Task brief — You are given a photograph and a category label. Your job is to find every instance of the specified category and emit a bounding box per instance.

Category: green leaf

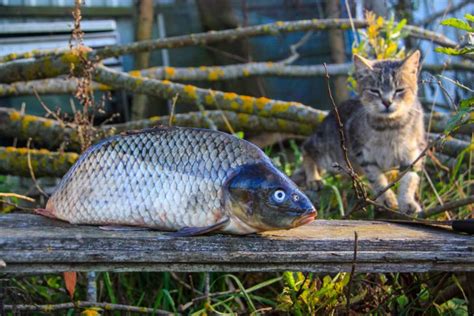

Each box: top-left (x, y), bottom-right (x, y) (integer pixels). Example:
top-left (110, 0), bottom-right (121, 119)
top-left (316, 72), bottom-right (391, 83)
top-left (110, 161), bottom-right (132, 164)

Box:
top-left (460, 97), bottom-right (474, 109)
top-left (464, 14), bottom-right (474, 23)
top-left (440, 18), bottom-right (474, 32)
top-left (435, 46), bottom-right (474, 56)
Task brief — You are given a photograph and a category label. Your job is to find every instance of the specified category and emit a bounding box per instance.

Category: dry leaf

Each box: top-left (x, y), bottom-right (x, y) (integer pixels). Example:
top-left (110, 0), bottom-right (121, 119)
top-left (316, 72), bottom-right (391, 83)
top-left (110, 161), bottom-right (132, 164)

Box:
top-left (63, 271), bottom-right (77, 299)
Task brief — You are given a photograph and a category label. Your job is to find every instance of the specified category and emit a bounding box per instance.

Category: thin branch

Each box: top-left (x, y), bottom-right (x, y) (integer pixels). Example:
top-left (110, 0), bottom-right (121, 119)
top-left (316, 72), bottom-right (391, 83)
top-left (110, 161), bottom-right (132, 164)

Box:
top-left (419, 196), bottom-right (474, 218)
top-left (4, 301), bottom-right (171, 315)
top-left (0, 193), bottom-right (34, 203)
top-left (26, 139), bottom-right (49, 198)
top-left (419, 0), bottom-right (471, 26)
top-left (323, 63), bottom-right (368, 207)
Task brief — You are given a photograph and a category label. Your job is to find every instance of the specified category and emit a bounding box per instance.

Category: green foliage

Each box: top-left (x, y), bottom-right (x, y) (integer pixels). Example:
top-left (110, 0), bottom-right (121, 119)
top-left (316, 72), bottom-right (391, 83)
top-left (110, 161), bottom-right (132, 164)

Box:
top-left (349, 12), bottom-right (407, 90)
top-left (435, 14), bottom-right (474, 56)
top-left (277, 272), bottom-right (351, 314)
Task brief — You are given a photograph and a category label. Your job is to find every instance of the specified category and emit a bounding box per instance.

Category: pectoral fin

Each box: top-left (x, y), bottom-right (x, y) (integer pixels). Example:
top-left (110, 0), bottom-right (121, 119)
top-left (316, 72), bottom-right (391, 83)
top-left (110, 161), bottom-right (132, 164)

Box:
top-left (168, 218), bottom-right (230, 237)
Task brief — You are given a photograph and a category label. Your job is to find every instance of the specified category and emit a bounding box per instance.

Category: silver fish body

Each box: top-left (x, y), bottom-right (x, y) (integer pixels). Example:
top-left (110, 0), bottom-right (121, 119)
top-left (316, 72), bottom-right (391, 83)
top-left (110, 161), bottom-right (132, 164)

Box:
top-left (45, 127), bottom-right (316, 235)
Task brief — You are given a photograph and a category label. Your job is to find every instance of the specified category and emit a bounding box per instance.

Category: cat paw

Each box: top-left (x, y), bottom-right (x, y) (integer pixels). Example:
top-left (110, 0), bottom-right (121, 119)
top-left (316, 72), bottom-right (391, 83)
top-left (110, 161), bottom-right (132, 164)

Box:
top-left (377, 191), bottom-right (398, 209)
top-left (399, 199), bottom-right (422, 215)
top-left (306, 179), bottom-right (324, 192)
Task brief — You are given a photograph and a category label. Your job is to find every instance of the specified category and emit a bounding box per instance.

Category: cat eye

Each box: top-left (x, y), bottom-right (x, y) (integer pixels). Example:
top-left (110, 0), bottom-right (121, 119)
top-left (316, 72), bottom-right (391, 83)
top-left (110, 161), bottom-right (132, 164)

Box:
top-left (395, 88), bottom-right (405, 94)
top-left (368, 89), bottom-right (380, 95)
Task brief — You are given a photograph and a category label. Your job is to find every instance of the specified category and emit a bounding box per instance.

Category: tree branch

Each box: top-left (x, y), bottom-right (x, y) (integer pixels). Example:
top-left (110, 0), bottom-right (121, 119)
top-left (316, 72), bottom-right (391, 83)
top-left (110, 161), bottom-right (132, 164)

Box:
top-left (0, 18), bottom-right (469, 83)
top-left (93, 66), bottom-right (326, 125)
top-left (0, 146), bottom-right (78, 177)
top-left (419, 195), bottom-right (474, 218)
top-left (4, 301), bottom-right (171, 314)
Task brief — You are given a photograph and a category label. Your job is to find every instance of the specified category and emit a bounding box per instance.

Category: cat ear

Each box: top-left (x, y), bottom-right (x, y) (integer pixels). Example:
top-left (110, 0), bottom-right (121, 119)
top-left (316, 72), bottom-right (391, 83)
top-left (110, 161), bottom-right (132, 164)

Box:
top-left (353, 54), bottom-right (374, 72)
top-left (401, 50), bottom-right (421, 75)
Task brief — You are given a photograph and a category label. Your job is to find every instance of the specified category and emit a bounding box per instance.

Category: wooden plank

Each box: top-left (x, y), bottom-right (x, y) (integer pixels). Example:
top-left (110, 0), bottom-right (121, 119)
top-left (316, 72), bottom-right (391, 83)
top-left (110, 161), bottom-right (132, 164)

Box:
top-left (0, 214), bottom-right (473, 274)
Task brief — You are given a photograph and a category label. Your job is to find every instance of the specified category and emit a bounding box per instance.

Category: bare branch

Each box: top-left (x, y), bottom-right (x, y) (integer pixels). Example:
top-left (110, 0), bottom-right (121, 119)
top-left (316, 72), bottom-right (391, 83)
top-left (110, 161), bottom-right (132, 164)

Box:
top-left (93, 66), bottom-right (325, 125)
top-left (4, 301), bottom-right (171, 314)
top-left (419, 196), bottom-right (474, 218)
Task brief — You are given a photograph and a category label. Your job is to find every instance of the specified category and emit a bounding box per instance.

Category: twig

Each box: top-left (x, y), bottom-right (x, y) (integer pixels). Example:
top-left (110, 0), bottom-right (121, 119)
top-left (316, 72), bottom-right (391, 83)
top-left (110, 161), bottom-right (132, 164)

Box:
top-left (168, 94), bottom-right (178, 127)
top-left (420, 0), bottom-right (471, 26)
top-left (0, 193), bottom-right (34, 203)
top-left (346, 231), bottom-right (359, 313)
top-left (4, 301), bottom-right (172, 314)
top-left (323, 63), bottom-right (368, 209)
top-left (279, 31), bottom-right (313, 64)
top-left (26, 139), bottom-right (48, 198)
top-left (419, 195), bottom-right (474, 218)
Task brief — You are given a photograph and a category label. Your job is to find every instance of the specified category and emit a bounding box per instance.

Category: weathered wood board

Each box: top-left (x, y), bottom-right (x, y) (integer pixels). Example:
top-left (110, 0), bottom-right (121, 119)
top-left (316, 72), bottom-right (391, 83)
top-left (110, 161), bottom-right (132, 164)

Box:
top-left (0, 214), bottom-right (473, 274)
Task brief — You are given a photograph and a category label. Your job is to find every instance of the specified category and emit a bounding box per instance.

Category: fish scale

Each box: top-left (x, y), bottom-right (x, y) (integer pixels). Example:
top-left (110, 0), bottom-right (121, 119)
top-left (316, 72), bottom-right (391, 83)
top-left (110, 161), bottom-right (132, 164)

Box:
top-left (44, 126), bottom-right (317, 235)
top-left (46, 127), bottom-right (263, 231)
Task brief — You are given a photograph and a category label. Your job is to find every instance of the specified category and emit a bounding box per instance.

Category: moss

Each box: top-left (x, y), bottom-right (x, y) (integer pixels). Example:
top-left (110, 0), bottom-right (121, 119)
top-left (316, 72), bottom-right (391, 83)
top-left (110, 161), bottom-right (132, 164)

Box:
top-left (204, 93), bottom-right (215, 104)
top-left (230, 101), bottom-right (240, 111)
top-left (270, 102), bottom-right (290, 114)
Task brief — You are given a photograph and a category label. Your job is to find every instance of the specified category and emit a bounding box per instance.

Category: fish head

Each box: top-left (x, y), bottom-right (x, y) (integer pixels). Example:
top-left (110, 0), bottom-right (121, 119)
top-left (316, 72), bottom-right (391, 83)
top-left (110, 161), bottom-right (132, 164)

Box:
top-left (226, 162), bottom-right (317, 231)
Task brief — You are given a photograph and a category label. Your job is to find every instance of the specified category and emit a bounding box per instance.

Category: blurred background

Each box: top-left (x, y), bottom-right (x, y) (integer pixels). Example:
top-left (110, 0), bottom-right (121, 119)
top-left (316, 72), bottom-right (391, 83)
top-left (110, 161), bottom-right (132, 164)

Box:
top-left (0, 0), bottom-right (471, 120)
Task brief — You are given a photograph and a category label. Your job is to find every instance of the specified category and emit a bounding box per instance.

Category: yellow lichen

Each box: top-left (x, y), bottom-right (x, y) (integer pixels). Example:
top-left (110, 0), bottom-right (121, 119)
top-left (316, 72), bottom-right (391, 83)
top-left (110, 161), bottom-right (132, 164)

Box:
top-left (149, 116), bottom-right (161, 122)
top-left (223, 92), bottom-right (238, 101)
top-left (240, 96), bottom-right (254, 112)
top-left (129, 70), bottom-right (142, 78)
top-left (42, 119), bottom-right (54, 128)
top-left (164, 67), bottom-right (176, 79)
top-left (208, 69), bottom-right (224, 81)
top-left (230, 101), bottom-right (240, 111)
top-left (5, 147), bottom-right (16, 152)
top-left (242, 68), bottom-right (250, 77)
top-left (161, 80), bottom-right (171, 85)
top-left (270, 102), bottom-right (290, 113)
top-left (256, 97), bottom-right (271, 110)
top-left (9, 111), bottom-right (21, 121)
top-left (205, 93), bottom-right (215, 104)
top-left (237, 113), bottom-right (250, 124)
top-left (16, 148), bottom-right (28, 154)
top-left (276, 21), bottom-right (285, 27)
top-left (21, 114), bottom-right (38, 131)
top-left (183, 85), bottom-right (198, 99)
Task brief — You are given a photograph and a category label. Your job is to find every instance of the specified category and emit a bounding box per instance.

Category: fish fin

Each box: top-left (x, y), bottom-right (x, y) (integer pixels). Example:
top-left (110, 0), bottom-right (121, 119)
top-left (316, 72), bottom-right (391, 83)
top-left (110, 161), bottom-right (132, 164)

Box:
top-left (34, 208), bottom-right (57, 219)
top-left (168, 218), bottom-right (230, 237)
top-left (99, 225), bottom-right (152, 231)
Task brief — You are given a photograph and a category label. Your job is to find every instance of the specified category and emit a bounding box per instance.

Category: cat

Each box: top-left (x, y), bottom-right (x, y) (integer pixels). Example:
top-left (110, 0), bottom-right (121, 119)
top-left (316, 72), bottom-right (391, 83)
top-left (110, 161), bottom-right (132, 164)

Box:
top-left (301, 50), bottom-right (426, 214)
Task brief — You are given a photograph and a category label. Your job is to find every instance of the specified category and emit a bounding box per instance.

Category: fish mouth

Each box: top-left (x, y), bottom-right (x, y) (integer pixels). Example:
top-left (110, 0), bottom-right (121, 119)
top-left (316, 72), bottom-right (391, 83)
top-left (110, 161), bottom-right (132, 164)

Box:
top-left (293, 209), bottom-right (317, 227)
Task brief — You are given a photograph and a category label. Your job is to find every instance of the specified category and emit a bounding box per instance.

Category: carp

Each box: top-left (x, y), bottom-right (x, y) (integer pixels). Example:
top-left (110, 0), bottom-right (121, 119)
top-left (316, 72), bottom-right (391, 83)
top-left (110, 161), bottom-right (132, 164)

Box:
top-left (41, 127), bottom-right (316, 236)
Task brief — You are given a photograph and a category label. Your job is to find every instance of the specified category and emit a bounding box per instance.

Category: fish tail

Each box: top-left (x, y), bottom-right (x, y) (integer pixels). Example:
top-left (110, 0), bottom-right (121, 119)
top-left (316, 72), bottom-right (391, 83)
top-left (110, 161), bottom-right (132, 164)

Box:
top-left (35, 199), bottom-right (57, 219)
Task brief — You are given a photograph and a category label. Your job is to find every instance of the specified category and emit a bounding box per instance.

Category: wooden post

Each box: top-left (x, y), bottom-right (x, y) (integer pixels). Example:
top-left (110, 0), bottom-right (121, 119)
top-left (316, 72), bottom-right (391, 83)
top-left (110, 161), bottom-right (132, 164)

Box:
top-left (131, 0), bottom-right (155, 120)
top-left (325, 0), bottom-right (348, 104)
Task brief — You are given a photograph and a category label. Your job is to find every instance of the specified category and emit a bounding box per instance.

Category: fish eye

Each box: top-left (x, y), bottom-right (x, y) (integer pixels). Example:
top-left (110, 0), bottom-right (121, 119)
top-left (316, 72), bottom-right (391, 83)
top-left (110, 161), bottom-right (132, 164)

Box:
top-left (272, 189), bottom-right (286, 203)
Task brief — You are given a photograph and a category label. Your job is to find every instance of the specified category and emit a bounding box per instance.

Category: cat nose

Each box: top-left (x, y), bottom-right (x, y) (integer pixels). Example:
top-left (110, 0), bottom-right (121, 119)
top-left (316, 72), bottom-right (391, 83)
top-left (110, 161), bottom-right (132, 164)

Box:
top-left (382, 99), bottom-right (392, 108)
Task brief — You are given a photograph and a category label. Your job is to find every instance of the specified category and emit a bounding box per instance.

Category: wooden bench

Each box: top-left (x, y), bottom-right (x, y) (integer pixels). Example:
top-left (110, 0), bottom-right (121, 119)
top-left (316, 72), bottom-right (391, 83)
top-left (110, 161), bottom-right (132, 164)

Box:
top-left (1, 214), bottom-right (473, 274)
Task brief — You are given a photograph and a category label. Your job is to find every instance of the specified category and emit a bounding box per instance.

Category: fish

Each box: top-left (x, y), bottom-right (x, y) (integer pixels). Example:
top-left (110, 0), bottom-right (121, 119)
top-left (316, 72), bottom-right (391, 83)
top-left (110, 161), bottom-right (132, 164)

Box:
top-left (40, 126), bottom-right (317, 236)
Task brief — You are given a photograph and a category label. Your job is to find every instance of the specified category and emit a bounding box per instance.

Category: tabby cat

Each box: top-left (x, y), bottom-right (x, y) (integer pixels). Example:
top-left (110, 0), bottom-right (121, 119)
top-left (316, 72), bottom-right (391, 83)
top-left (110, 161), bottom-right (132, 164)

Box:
top-left (301, 51), bottom-right (425, 214)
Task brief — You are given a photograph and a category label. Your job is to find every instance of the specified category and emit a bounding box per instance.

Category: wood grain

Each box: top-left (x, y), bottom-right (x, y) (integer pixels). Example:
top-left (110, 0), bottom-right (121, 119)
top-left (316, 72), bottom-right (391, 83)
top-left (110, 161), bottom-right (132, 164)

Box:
top-left (0, 214), bottom-right (472, 274)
